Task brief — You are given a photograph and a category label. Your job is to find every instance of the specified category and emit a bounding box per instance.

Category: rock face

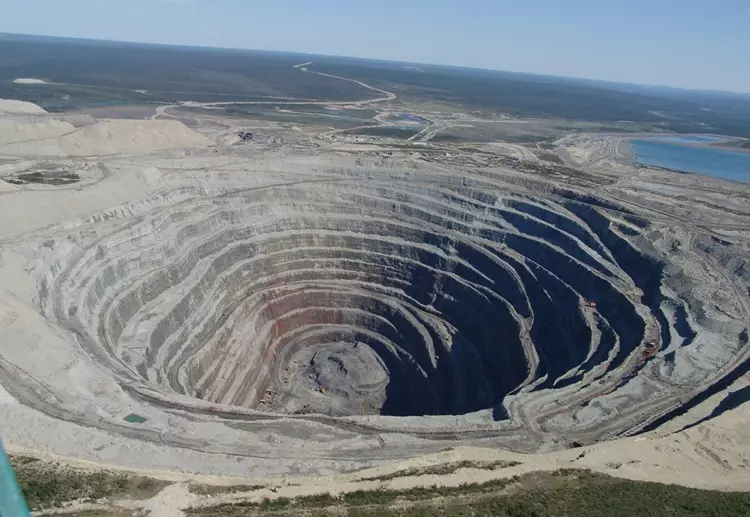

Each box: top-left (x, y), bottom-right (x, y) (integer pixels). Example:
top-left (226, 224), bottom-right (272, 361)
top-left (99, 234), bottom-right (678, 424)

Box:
top-left (41, 170), bottom-right (741, 430)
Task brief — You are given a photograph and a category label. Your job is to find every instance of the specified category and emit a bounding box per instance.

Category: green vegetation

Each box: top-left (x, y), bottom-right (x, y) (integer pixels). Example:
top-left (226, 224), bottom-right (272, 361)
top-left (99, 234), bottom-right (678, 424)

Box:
top-left (499, 135), bottom-right (552, 144)
top-left (188, 483), bottom-right (265, 496)
top-left (273, 105), bottom-right (380, 120)
top-left (10, 455), bottom-right (168, 510)
top-left (708, 139), bottom-right (750, 151)
top-left (316, 62), bottom-right (750, 140)
top-left (342, 126), bottom-right (421, 139)
top-left (209, 107), bottom-right (372, 129)
top-left (0, 35), bottom-right (378, 110)
top-left (8, 456), bottom-right (750, 517)
top-left (188, 475), bottom-right (518, 515)
top-left (360, 460), bottom-right (521, 482)
top-left (3, 35), bottom-right (750, 139)
top-left (429, 133), bottom-right (465, 143)
top-left (187, 470), bottom-right (750, 517)
top-left (45, 511), bottom-right (139, 517)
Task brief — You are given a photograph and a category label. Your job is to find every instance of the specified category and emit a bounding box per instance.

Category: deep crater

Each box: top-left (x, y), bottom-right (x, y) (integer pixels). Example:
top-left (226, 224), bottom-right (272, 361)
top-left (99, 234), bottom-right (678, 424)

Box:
top-left (53, 178), bottom-right (658, 419)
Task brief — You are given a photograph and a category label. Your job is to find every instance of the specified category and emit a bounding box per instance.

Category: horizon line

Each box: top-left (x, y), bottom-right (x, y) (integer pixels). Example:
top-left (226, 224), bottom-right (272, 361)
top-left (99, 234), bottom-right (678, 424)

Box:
top-left (1, 31), bottom-right (749, 97)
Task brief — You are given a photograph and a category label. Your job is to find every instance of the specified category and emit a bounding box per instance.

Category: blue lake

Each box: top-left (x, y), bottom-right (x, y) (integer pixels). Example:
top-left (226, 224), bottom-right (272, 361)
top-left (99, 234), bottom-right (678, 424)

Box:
top-left (393, 113), bottom-right (428, 125)
top-left (653, 135), bottom-right (727, 144)
top-left (630, 139), bottom-right (750, 183)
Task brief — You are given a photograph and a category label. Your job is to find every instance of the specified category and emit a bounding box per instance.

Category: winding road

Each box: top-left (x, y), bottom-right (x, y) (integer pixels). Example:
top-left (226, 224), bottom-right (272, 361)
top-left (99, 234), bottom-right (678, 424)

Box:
top-left (152, 62), bottom-right (396, 120)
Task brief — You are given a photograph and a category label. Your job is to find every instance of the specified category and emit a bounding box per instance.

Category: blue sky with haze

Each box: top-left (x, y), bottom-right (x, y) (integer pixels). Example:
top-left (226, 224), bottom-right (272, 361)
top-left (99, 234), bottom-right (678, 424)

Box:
top-left (1, 0), bottom-right (748, 92)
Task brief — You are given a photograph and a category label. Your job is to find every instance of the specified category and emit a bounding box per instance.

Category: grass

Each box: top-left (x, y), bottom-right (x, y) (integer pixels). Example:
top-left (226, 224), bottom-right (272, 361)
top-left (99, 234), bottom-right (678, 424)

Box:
top-left (709, 139), bottom-right (750, 150)
top-left (9, 458), bottom-right (750, 517)
top-left (187, 476), bottom-right (518, 516)
top-left (187, 469), bottom-right (750, 517)
top-left (10, 455), bottom-right (169, 510)
top-left (189, 483), bottom-right (266, 496)
top-left (428, 133), bottom-right (465, 143)
top-left (341, 126), bottom-right (422, 139)
top-left (44, 511), bottom-right (139, 517)
top-left (359, 460), bottom-right (522, 482)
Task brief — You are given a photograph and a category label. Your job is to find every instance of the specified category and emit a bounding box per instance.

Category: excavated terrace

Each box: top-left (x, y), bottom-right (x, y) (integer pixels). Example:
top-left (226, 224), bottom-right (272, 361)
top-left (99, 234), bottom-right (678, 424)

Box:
top-left (42, 174), bottom-right (717, 427)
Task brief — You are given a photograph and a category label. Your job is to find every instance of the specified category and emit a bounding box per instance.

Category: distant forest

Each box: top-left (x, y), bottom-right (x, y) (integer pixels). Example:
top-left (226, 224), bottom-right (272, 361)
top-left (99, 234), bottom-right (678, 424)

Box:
top-left (2, 33), bottom-right (749, 138)
top-left (315, 60), bottom-right (750, 138)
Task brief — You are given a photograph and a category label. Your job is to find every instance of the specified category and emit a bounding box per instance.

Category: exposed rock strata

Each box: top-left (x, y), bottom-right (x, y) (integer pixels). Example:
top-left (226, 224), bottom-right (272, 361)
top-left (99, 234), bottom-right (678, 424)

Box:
top-left (36, 172), bottom-right (744, 435)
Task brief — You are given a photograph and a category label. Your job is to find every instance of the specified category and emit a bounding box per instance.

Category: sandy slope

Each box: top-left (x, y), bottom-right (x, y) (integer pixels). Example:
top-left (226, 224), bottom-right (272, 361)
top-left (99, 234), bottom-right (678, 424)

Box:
top-left (0, 119), bottom-right (210, 156)
top-left (6, 398), bottom-right (750, 510)
top-left (314, 401), bottom-right (750, 492)
top-left (0, 118), bottom-right (76, 146)
top-left (0, 99), bottom-right (48, 115)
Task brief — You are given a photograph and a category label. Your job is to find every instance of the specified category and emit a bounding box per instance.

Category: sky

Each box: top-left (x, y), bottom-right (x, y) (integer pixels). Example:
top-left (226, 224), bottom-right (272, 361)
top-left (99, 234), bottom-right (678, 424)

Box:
top-left (1, 0), bottom-right (748, 93)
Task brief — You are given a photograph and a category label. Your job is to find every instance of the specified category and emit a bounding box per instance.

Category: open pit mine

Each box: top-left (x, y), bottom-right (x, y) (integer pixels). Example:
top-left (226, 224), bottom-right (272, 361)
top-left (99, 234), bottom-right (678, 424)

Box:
top-left (0, 102), bottom-right (748, 477)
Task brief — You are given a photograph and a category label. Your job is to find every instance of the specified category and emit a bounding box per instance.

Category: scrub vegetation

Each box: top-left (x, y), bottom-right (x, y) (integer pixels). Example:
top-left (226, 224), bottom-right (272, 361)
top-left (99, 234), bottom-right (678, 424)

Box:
top-left (187, 470), bottom-right (750, 517)
top-left (3, 34), bottom-right (750, 138)
top-left (10, 455), bottom-right (167, 510)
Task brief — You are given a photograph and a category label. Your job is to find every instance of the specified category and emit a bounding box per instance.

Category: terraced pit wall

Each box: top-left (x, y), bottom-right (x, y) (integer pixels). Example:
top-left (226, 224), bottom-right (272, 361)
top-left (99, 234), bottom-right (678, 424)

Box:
top-left (29, 167), bottom-right (745, 447)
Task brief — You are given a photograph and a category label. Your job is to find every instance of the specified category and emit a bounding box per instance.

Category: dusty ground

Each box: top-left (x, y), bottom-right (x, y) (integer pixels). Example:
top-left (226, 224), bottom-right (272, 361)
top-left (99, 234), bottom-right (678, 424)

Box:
top-left (0, 98), bottom-right (47, 114)
top-left (0, 89), bottom-right (749, 512)
top-left (8, 397), bottom-right (750, 516)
